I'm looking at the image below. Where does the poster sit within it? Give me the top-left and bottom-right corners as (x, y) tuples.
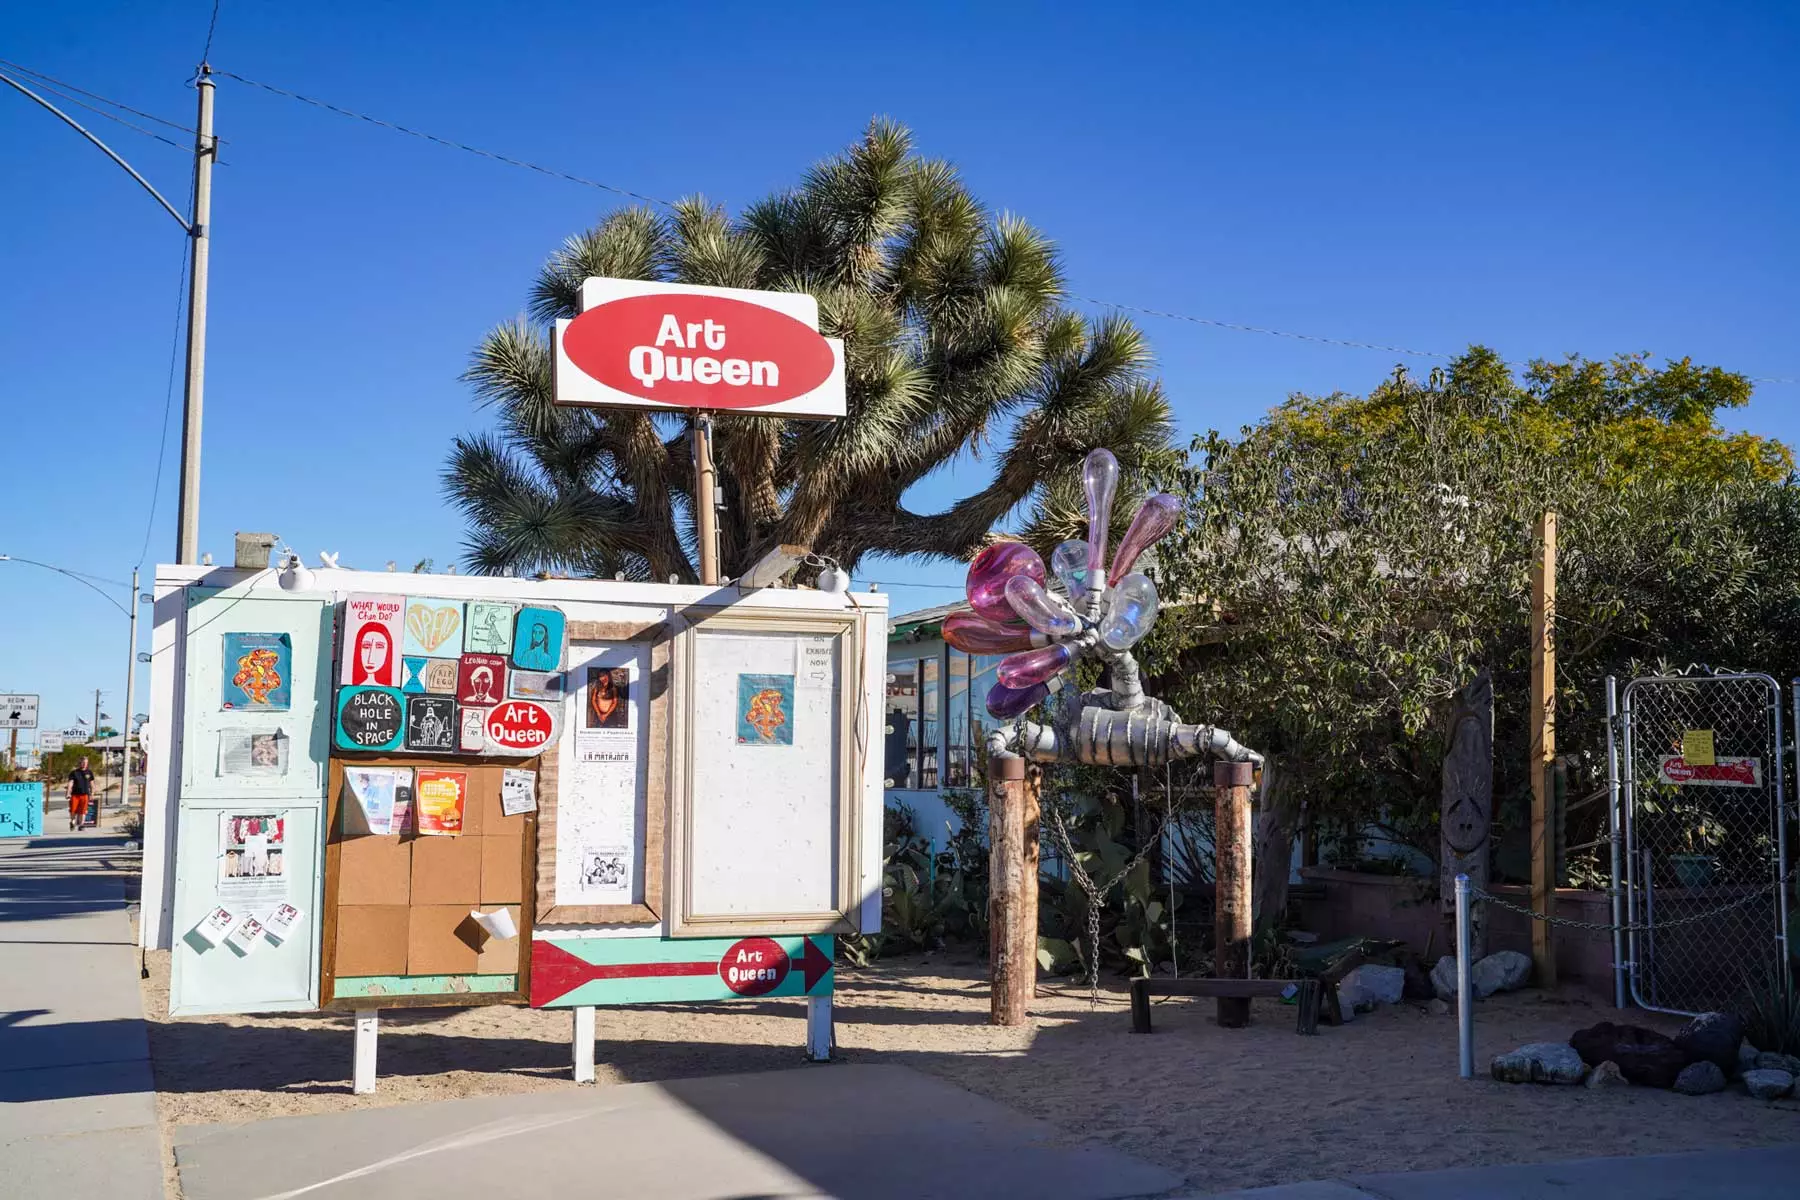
(192, 905), (238, 948)
(459, 707), (486, 753)
(457, 654), (508, 706)
(737, 674), (795, 746)
(465, 601), (515, 654)
(510, 670), (565, 701)
(501, 768), (537, 816)
(218, 813), (287, 902)
(225, 914), (266, 956)
(584, 667), (631, 730)
(341, 594), (405, 686)
(264, 902), (304, 943)
(222, 632), (292, 711)
(218, 728), (290, 779)
(579, 845), (631, 900)
(415, 770), (468, 835)
(0, 782), (44, 838)
(404, 695), (458, 753)
(512, 606), (565, 671)
(344, 767), (406, 835)
(404, 599), (465, 658)
(335, 687), (404, 752)
(392, 771), (415, 835)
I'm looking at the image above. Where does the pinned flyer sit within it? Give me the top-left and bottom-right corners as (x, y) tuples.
(470, 907), (518, 940)
(264, 902), (304, 943)
(226, 914), (267, 956)
(192, 905), (237, 948)
(500, 768), (537, 816)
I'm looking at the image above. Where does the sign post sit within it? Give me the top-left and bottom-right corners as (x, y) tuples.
(1, 694), (39, 771)
(552, 278), (847, 587)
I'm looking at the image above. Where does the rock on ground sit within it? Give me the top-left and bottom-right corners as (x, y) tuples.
(1471, 950), (1533, 997)
(1585, 1060), (1629, 1089)
(1674, 1012), (1744, 1074)
(1570, 1022), (1692, 1089)
(1753, 1051), (1800, 1075)
(1431, 956), (1457, 1002)
(1673, 1060), (1727, 1095)
(1492, 1043), (1588, 1085)
(1741, 1069), (1795, 1100)
(1738, 1043), (1761, 1076)
(1340, 964), (1406, 1008)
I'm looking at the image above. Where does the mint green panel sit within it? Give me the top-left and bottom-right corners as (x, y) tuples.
(334, 974), (518, 1000)
(170, 588), (334, 1016)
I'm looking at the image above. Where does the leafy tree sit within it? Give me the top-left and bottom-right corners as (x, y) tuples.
(1151, 348), (1797, 927)
(445, 121), (1174, 580)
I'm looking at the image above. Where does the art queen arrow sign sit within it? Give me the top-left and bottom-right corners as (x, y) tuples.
(554, 278), (846, 419)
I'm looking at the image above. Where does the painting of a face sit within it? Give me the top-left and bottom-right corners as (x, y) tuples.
(361, 631), (388, 673)
(527, 623), (550, 653)
(354, 624), (394, 685)
(471, 666), (495, 702)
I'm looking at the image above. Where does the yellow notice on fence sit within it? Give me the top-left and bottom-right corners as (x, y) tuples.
(1681, 729), (1716, 767)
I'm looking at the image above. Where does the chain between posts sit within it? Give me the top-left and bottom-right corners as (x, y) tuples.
(1468, 864), (1799, 935)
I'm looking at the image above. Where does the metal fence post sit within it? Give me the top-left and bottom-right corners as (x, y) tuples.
(1456, 873), (1473, 1079)
(1605, 676), (1626, 1009)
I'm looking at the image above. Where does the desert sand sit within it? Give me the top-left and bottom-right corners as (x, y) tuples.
(142, 951), (1800, 1194)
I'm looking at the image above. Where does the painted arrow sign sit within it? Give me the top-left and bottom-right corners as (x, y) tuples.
(531, 934), (834, 1008)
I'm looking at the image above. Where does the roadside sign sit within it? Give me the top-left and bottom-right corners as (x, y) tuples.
(0, 694), (38, 730)
(38, 731), (64, 753)
(554, 278), (846, 419)
(62, 729), (89, 745)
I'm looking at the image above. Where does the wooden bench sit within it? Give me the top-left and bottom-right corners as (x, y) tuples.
(1128, 948), (1369, 1036)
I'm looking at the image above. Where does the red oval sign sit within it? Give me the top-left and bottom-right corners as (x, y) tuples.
(718, 937), (790, 996)
(484, 700), (555, 752)
(561, 294), (835, 409)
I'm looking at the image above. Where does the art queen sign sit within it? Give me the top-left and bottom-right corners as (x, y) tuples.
(554, 278), (846, 419)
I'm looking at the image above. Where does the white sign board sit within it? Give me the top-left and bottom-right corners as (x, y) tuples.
(0, 694), (38, 730)
(38, 732), (64, 754)
(62, 729), (89, 745)
(554, 278), (846, 419)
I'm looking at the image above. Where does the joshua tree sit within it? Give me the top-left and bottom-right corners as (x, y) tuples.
(444, 119), (1173, 581)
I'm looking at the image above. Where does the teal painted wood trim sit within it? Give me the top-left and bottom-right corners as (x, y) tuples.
(334, 974), (518, 999)
(532, 934), (834, 1008)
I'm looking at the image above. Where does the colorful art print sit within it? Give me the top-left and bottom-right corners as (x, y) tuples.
(401, 656), (429, 694)
(344, 767), (402, 835)
(464, 601), (515, 655)
(222, 632), (292, 711)
(414, 770), (468, 835)
(509, 669), (565, 701)
(459, 706), (487, 753)
(736, 673), (795, 746)
(457, 654), (508, 707)
(403, 599), (465, 658)
(224, 813), (286, 849)
(404, 695), (458, 753)
(218, 812), (287, 900)
(584, 667), (631, 730)
(335, 686), (405, 752)
(265, 902), (303, 941)
(483, 700), (557, 755)
(341, 594), (405, 686)
(511, 606), (565, 672)
(500, 768), (537, 816)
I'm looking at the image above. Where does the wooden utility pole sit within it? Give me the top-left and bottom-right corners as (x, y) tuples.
(988, 753), (1029, 1025)
(1530, 511), (1558, 988)
(1213, 759), (1254, 1027)
(1020, 764), (1041, 1001)
(693, 414), (720, 585)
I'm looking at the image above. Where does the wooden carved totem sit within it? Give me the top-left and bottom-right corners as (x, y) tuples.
(1440, 671), (1493, 960)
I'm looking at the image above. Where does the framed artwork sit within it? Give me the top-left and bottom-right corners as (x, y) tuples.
(334, 687), (405, 753)
(465, 601), (514, 655)
(457, 654), (508, 707)
(403, 599), (465, 659)
(404, 695), (458, 753)
(511, 607), (565, 672)
(222, 633), (292, 711)
(341, 595), (405, 687)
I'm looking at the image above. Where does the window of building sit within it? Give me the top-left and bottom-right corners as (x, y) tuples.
(919, 655), (941, 789)
(946, 651), (972, 787)
(885, 660), (920, 788)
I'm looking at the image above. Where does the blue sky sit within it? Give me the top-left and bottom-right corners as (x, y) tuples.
(2, 2), (1796, 752)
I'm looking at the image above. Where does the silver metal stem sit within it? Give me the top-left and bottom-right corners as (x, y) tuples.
(1605, 675), (1626, 1009)
(1456, 873), (1474, 1079)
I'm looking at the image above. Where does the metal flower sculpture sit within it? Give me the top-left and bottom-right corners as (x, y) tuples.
(947, 449), (1260, 769)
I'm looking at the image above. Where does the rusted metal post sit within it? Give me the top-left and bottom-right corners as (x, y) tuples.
(1021, 764), (1042, 1000)
(1214, 759), (1254, 1027)
(989, 752), (1029, 1025)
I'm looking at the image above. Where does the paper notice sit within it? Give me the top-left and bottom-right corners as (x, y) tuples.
(800, 638), (834, 689)
(1681, 729), (1716, 767)
(192, 905), (237, 947)
(577, 845), (632, 901)
(219, 728), (290, 779)
(501, 768), (538, 816)
(225, 914), (266, 956)
(218, 813), (288, 902)
(264, 902), (304, 943)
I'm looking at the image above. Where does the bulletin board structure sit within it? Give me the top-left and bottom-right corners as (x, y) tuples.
(139, 564), (887, 1024)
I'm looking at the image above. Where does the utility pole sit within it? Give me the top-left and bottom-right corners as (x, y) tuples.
(122, 568), (139, 810)
(1530, 510), (1558, 988)
(175, 66), (216, 564)
(693, 414), (719, 585)
(92, 688), (105, 816)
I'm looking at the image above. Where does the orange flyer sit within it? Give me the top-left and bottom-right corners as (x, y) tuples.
(414, 771), (468, 836)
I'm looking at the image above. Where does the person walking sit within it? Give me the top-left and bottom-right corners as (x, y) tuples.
(67, 756), (95, 832)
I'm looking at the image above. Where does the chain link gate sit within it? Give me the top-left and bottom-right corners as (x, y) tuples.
(1618, 671), (1791, 1015)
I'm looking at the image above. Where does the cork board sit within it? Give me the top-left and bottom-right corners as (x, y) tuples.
(536, 620), (669, 926)
(321, 755), (537, 1009)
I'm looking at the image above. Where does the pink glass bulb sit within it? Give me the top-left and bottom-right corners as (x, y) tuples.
(986, 678), (1049, 719)
(1004, 575), (1081, 638)
(1109, 493), (1180, 583)
(1083, 448), (1119, 581)
(996, 644), (1073, 689)
(943, 611), (1038, 655)
(965, 542), (1046, 626)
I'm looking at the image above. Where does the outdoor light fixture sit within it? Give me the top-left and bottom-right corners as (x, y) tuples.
(277, 551), (315, 592)
(816, 564), (849, 594)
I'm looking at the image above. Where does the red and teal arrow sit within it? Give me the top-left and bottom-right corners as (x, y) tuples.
(532, 934), (834, 1008)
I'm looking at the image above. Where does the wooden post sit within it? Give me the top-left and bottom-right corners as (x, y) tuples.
(988, 752), (1028, 1026)
(1021, 764), (1042, 1000)
(352, 1011), (379, 1094)
(1530, 510), (1558, 989)
(1441, 672), (1493, 962)
(805, 995), (833, 1061)
(693, 413), (719, 584)
(1213, 759), (1254, 1027)
(573, 1006), (596, 1083)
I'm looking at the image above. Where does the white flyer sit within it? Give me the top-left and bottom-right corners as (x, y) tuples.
(501, 768), (538, 816)
(264, 902), (304, 943)
(192, 905), (237, 948)
(225, 914), (266, 956)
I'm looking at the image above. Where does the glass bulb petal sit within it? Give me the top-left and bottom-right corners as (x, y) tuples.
(995, 644), (1073, 689)
(943, 612), (1037, 655)
(1099, 572), (1160, 650)
(1083, 449), (1119, 580)
(1004, 575), (1081, 638)
(1109, 493), (1180, 584)
(964, 542), (1046, 626)
(986, 679), (1049, 719)
(1051, 539), (1096, 604)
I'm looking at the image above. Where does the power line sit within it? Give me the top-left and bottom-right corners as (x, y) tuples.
(0, 56), (193, 132)
(201, 0), (222, 65)
(138, 184), (195, 569)
(18, 74), (192, 153)
(1068, 295), (1451, 361)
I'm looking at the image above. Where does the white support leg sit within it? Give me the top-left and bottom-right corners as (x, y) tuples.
(805, 995), (833, 1062)
(573, 1005), (596, 1084)
(353, 1011), (379, 1095)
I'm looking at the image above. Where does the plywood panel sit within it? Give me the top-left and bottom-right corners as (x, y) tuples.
(335, 906), (409, 977)
(409, 905), (481, 974)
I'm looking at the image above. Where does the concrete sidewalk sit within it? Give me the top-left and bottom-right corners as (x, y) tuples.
(1201, 1143), (1800, 1198)
(0, 823), (162, 1198)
